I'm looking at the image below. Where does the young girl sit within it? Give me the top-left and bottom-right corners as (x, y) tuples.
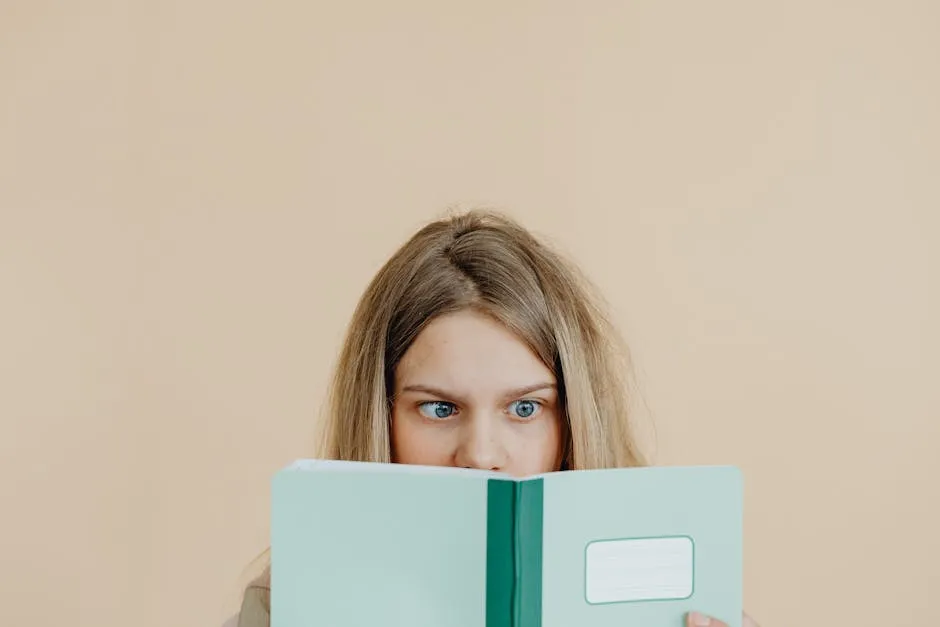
(236, 210), (759, 627)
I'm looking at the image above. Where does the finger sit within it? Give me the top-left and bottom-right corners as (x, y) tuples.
(742, 612), (760, 627)
(686, 611), (728, 627)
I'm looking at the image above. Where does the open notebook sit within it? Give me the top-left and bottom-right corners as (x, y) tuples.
(270, 460), (743, 627)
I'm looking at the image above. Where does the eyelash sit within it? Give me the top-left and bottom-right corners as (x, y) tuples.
(416, 399), (544, 421)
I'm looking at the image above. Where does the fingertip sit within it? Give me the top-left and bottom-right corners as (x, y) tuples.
(686, 611), (717, 626)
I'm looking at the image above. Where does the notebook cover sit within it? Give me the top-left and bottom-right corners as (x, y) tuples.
(537, 465), (743, 627)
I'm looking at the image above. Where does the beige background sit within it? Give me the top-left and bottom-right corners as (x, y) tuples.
(1, 2), (937, 626)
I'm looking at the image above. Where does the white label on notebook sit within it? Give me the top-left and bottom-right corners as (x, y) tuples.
(585, 536), (694, 604)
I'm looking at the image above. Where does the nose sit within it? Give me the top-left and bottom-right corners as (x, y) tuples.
(454, 413), (506, 472)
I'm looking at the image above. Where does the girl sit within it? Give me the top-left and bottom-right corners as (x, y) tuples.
(236, 210), (759, 627)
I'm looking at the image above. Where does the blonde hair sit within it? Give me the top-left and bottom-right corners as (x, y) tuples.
(243, 208), (646, 600)
(315, 208), (645, 468)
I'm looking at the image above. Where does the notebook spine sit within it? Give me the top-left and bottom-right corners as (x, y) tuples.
(514, 479), (544, 627)
(486, 479), (516, 627)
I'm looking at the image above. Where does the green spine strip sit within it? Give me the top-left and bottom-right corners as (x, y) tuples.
(515, 478), (544, 627)
(486, 479), (515, 627)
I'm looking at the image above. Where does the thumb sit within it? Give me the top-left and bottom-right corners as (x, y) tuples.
(686, 612), (728, 627)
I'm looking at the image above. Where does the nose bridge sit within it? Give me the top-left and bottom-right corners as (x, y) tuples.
(456, 406), (505, 471)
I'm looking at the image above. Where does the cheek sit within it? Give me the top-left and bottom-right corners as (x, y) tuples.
(517, 419), (562, 464)
(500, 416), (563, 476)
(391, 410), (454, 464)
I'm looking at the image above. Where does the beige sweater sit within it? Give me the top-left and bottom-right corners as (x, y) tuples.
(235, 574), (270, 627)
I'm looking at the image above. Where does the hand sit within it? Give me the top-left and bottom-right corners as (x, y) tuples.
(686, 610), (760, 627)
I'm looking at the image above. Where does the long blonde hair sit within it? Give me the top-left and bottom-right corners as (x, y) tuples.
(244, 208), (646, 595)
(315, 208), (645, 468)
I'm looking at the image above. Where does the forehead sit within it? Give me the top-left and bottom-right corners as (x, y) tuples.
(394, 309), (554, 390)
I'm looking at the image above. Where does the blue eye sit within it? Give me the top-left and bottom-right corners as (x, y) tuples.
(418, 401), (457, 419)
(509, 400), (541, 420)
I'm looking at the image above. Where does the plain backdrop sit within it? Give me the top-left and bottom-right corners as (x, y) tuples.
(1, 2), (937, 626)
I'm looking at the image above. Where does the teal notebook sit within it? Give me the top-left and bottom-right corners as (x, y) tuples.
(271, 460), (743, 627)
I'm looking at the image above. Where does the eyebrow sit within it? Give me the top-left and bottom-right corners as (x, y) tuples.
(398, 382), (556, 402)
